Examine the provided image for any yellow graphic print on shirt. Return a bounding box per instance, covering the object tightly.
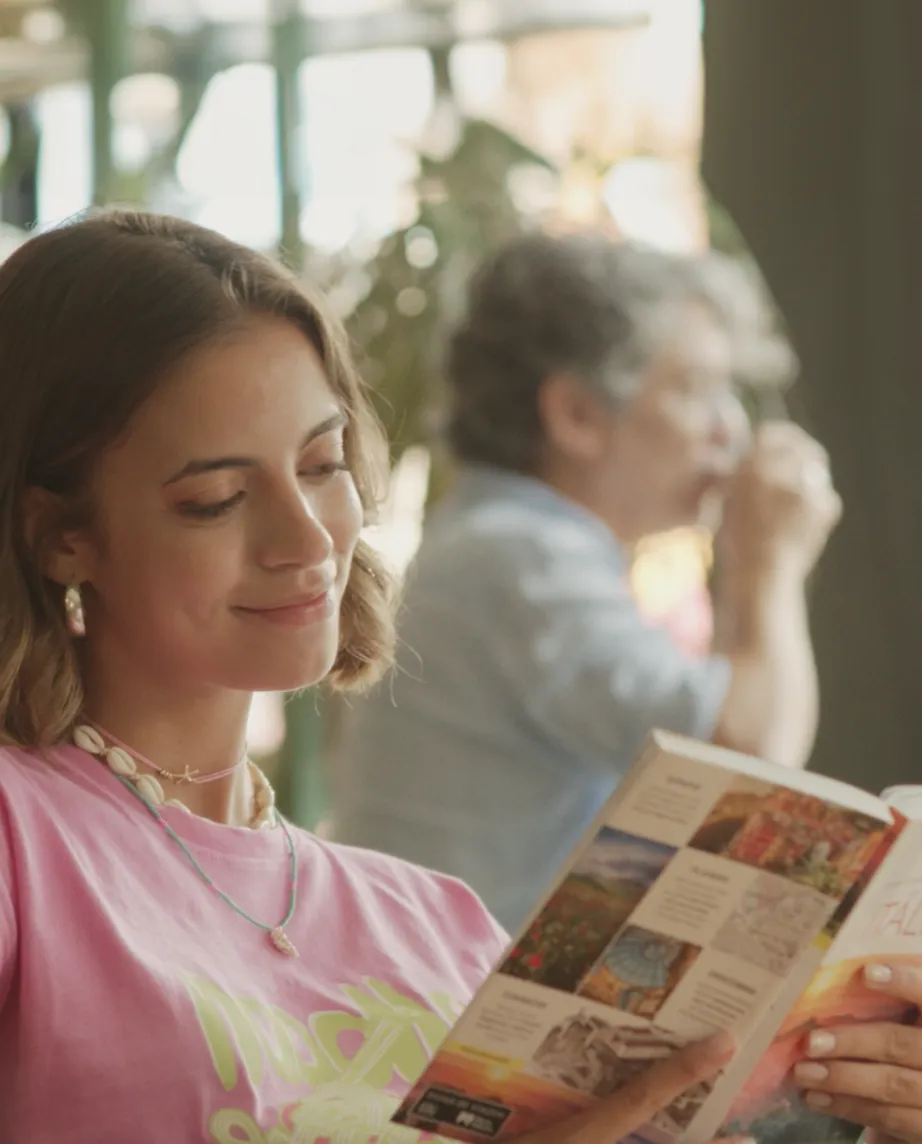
[184,974,464,1144]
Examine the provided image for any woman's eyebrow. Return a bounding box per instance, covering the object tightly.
[163,412,347,487]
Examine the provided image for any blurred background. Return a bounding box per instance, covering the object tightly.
[1,0,918,823]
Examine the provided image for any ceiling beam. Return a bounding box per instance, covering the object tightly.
[0,0,649,101]
[213,2,649,61]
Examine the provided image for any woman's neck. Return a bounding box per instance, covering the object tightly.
[78,670,256,827]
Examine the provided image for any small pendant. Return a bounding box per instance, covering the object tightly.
[269,926,298,957]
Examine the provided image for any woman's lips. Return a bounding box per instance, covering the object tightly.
[235,592,334,627]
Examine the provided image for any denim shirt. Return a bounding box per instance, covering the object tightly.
[330,466,731,932]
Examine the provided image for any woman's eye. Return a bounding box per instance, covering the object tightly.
[179,491,246,519]
[300,460,349,480]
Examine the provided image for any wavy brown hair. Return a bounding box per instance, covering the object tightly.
[0,211,395,748]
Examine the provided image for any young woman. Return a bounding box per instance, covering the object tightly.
[0,211,734,1142]
[0,212,916,1144]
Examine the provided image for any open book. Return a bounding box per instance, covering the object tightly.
[392,732,922,1144]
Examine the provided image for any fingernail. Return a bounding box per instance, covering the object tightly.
[866,964,893,986]
[808,1031,837,1056]
[794,1063,829,1083]
[805,1091,833,1109]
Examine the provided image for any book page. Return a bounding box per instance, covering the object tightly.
[650,732,892,823]
[703,815,922,1144]
[392,745,896,1144]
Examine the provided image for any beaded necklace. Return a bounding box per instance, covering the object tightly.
[72,723,300,957]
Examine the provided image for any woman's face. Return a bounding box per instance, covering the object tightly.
[600,302,751,539]
[66,315,363,698]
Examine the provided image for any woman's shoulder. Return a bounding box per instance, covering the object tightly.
[299,830,509,982]
[0,744,110,829]
[312,830,500,915]
[0,744,53,797]
[0,743,81,794]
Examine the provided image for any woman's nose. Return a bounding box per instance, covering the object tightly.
[711,393,750,456]
[259,491,334,571]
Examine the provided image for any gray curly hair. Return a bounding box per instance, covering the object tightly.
[446,232,795,473]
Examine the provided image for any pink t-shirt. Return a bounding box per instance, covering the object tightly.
[0,745,507,1143]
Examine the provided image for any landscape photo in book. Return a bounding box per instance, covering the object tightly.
[688,778,890,901]
[500,828,678,994]
[392,1014,708,1144]
[393,1039,591,1142]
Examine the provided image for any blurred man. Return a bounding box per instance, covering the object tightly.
[331,235,841,931]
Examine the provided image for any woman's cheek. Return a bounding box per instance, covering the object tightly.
[327,474,364,555]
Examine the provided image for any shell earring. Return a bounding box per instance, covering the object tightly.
[64,584,86,638]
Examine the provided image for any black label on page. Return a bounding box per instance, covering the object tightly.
[410,1087,512,1137]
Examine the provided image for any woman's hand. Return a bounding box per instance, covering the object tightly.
[720,422,841,580]
[792,961,922,1144]
[520,1029,738,1144]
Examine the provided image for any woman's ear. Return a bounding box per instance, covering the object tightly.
[538,373,614,464]
[20,486,89,587]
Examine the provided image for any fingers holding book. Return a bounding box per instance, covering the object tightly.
[798,1090,922,1144]
[792,962,922,1144]
[521,1030,737,1144]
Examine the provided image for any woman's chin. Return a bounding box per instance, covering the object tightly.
[219,649,339,695]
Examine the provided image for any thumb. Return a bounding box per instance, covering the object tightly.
[524,1030,736,1144]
